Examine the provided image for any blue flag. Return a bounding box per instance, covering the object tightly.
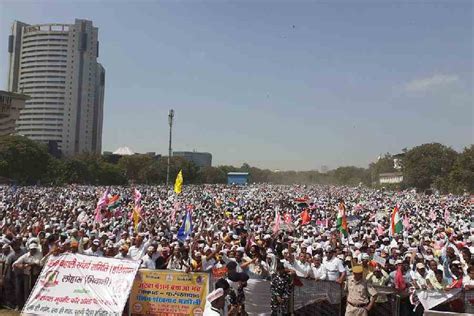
[177,210,193,241]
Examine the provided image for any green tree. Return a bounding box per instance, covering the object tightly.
[198,166,227,183]
[368,153,396,185]
[403,143,458,191]
[445,145,474,194]
[0,135,51,184]
[118,154,154,182]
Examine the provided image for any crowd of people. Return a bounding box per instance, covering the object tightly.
[0,184,472,315]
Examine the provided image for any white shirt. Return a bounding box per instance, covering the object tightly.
[294,260,311,278]
[203,305,221,316]
[323,257,345,281]
[462,275,474,288]
[84,248,103,257]
[202,257,216,271]
[310,264,327,280]
[141,254,156,269]
[128,241,150,261]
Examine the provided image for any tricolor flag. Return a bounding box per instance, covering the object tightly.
[107,195,121,210]
[390,205,403,236]
[336,201,348,237]
[174,170,183,195]
[177,210,193,241]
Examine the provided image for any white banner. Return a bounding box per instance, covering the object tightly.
[416,288,462,311]
[22,253,140,316]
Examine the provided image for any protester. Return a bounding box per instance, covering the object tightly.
[0,184,472,313]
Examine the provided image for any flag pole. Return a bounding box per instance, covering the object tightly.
[166,109,175,186]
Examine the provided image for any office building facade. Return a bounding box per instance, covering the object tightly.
[173,151,212,167]
[7,19,105,155]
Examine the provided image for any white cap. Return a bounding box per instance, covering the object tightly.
[207,288,224,303]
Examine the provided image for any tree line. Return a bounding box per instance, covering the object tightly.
[0,136,472,194]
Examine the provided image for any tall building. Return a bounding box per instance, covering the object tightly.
[7,19,105,156]
[0,90,29,136]
[173,151,212,167]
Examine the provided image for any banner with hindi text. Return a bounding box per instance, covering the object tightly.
[129,269,209,316]
[22,253,140,316]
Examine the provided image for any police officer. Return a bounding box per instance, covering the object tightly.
[345,265,377,316]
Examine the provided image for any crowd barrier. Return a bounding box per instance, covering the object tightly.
[1,258,473,316]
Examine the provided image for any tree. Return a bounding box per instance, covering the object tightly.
[0,135,51,184]
[445,145,474,194]
[403,143,458,191]
[198,166,226,184]
[368,153,396,185]
[118,155,154,182]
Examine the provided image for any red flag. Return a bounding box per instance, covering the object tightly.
[403,215,411,229]
[94,188,109,223]
[301,209,311,225]
[283,213,292,224]
[444,208,450,223]
[377,224,384,236]
[273,210,281,234]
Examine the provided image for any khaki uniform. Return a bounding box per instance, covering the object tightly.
[345,275,376,316]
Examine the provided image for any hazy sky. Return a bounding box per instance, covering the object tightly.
[0,0,472,170]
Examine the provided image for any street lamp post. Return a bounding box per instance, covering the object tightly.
[166,109,174,186]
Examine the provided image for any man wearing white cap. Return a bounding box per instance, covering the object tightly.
[203,288,225,316]
[12,242,43,308]
[84,239,103,257]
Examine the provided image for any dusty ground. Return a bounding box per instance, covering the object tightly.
[0,310,20,316]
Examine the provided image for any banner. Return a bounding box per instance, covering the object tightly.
[372,254,386,267]
[22,253,140,316]
[416,288,462,311]
[129,269,209,316]
[211,266,227,279]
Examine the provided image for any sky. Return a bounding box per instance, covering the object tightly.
[0,0,472,171]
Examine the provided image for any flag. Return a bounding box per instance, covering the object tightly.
[134,189,142,206]
[131,189,142,232]
[177,210,192,241]
[301,209,311,225]
[403,215,411,230]
[273,209,281,234]
[107,195,121,210]
[170,202,180,225]
[394,265,407,290]
[377,224,385,236]
[132,205,142,232]
[336,201,348,237]
[94,188,109,223]
[283,213,292,224]
[174,170,183,194]
[444,208,450,223]
[390,205,403,236]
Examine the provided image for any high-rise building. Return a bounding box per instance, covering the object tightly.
[7,19,105,156]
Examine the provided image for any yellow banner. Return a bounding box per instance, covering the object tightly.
[129,269,209,316]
